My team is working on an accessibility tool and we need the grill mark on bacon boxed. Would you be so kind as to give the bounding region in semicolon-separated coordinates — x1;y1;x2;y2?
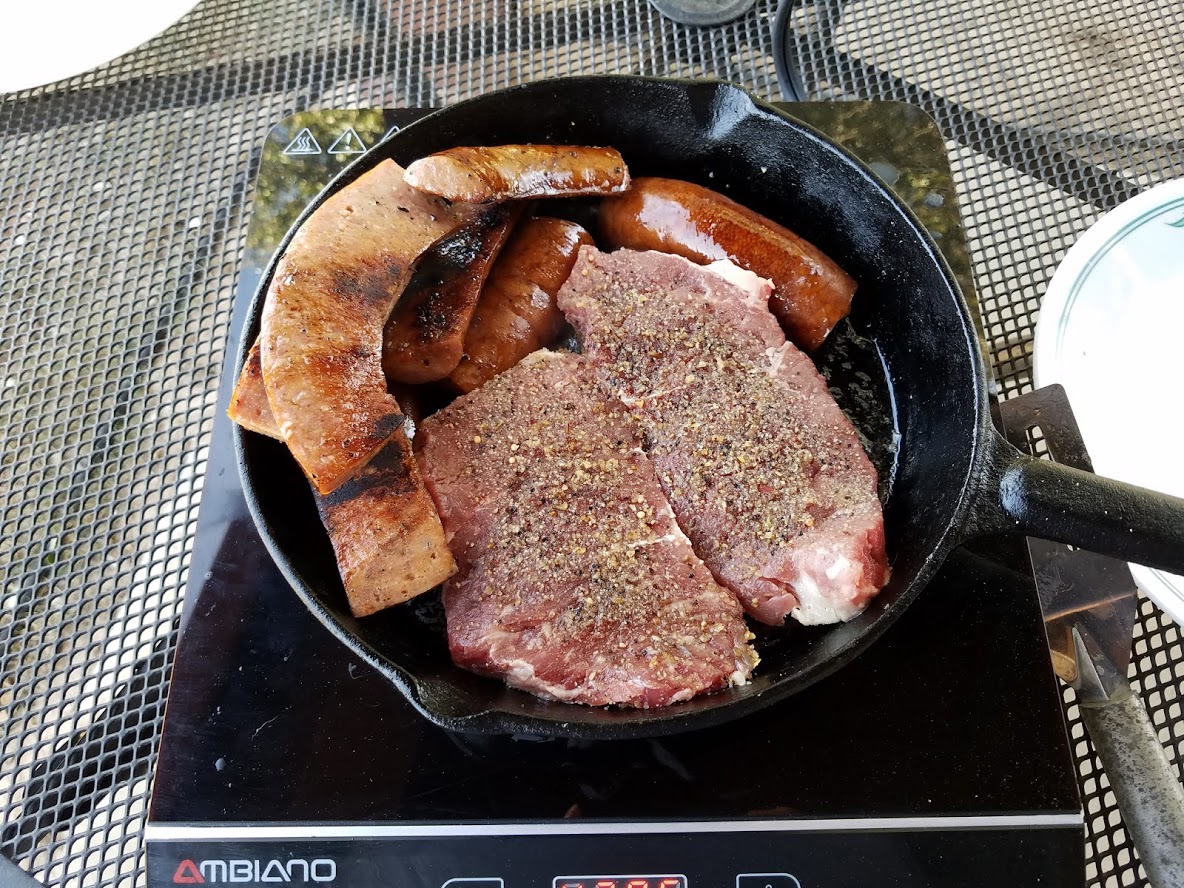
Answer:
316;429;456;618
259;159;479;494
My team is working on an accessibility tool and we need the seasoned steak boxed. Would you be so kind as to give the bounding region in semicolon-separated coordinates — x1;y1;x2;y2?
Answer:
417;350;757;707
558;248;889;626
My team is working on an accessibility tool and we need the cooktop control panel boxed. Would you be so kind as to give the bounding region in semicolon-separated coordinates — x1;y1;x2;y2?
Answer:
146;823;1082;887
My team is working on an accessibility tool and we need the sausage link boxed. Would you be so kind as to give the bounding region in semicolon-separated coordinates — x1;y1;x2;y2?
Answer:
449;217;594;393
599;177;855;351
406;145;630;204
383;204;520;383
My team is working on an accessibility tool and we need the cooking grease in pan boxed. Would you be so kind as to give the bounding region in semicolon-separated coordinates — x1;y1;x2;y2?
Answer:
813;317;900;505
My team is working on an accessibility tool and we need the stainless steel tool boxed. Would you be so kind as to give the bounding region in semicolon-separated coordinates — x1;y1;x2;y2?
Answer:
999;384;1184;887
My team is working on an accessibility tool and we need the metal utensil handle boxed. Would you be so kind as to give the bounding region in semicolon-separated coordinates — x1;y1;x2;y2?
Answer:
1079;692;1184;888
0;854;44;888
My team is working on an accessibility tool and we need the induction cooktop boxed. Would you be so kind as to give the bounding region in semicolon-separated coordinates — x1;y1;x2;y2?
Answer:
144;104;1083;888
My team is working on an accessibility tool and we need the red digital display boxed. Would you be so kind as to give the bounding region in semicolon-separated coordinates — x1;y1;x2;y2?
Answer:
554;877;685;888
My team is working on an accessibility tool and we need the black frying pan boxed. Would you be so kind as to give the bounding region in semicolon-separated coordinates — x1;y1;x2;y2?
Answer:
236;76;1184;739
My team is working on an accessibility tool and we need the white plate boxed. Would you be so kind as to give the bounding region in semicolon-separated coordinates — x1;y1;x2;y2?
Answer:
1034;178;1184;625
0;0;200;94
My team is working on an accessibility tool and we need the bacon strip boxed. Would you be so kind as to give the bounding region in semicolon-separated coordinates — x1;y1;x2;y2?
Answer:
228;341;280;439
259;159;479;494
230;343;452;615
230;341;426;439
316;430;457;617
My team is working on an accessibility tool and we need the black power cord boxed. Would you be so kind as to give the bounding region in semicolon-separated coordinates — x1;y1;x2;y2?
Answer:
772;0;810;101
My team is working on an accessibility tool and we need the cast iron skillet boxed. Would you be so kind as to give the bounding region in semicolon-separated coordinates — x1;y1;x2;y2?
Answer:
235;76;1184;739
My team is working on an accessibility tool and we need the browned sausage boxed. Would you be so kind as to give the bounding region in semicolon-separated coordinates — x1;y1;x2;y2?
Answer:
449;217;594;393
405;145;630;204
382;204;521;383
598;177;856;351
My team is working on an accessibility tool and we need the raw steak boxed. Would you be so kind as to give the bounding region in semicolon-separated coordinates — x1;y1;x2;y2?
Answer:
558;248;889;626
417;350;757;707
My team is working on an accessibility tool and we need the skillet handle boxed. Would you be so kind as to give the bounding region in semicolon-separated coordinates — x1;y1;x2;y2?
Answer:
964;432;1184;575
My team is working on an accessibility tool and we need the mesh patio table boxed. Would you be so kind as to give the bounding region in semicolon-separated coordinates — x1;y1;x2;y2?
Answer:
1;0;1181;884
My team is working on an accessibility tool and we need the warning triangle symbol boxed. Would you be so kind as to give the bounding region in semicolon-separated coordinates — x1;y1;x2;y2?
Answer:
173;859;205;883
328;127;367;155
283;128;322;156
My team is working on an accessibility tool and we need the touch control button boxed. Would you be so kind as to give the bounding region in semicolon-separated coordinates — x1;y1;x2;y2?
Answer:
736;874;801;888
441;879;504;888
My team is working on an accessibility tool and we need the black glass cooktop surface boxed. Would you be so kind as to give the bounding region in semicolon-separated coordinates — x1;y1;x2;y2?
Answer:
145;105;1082;888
